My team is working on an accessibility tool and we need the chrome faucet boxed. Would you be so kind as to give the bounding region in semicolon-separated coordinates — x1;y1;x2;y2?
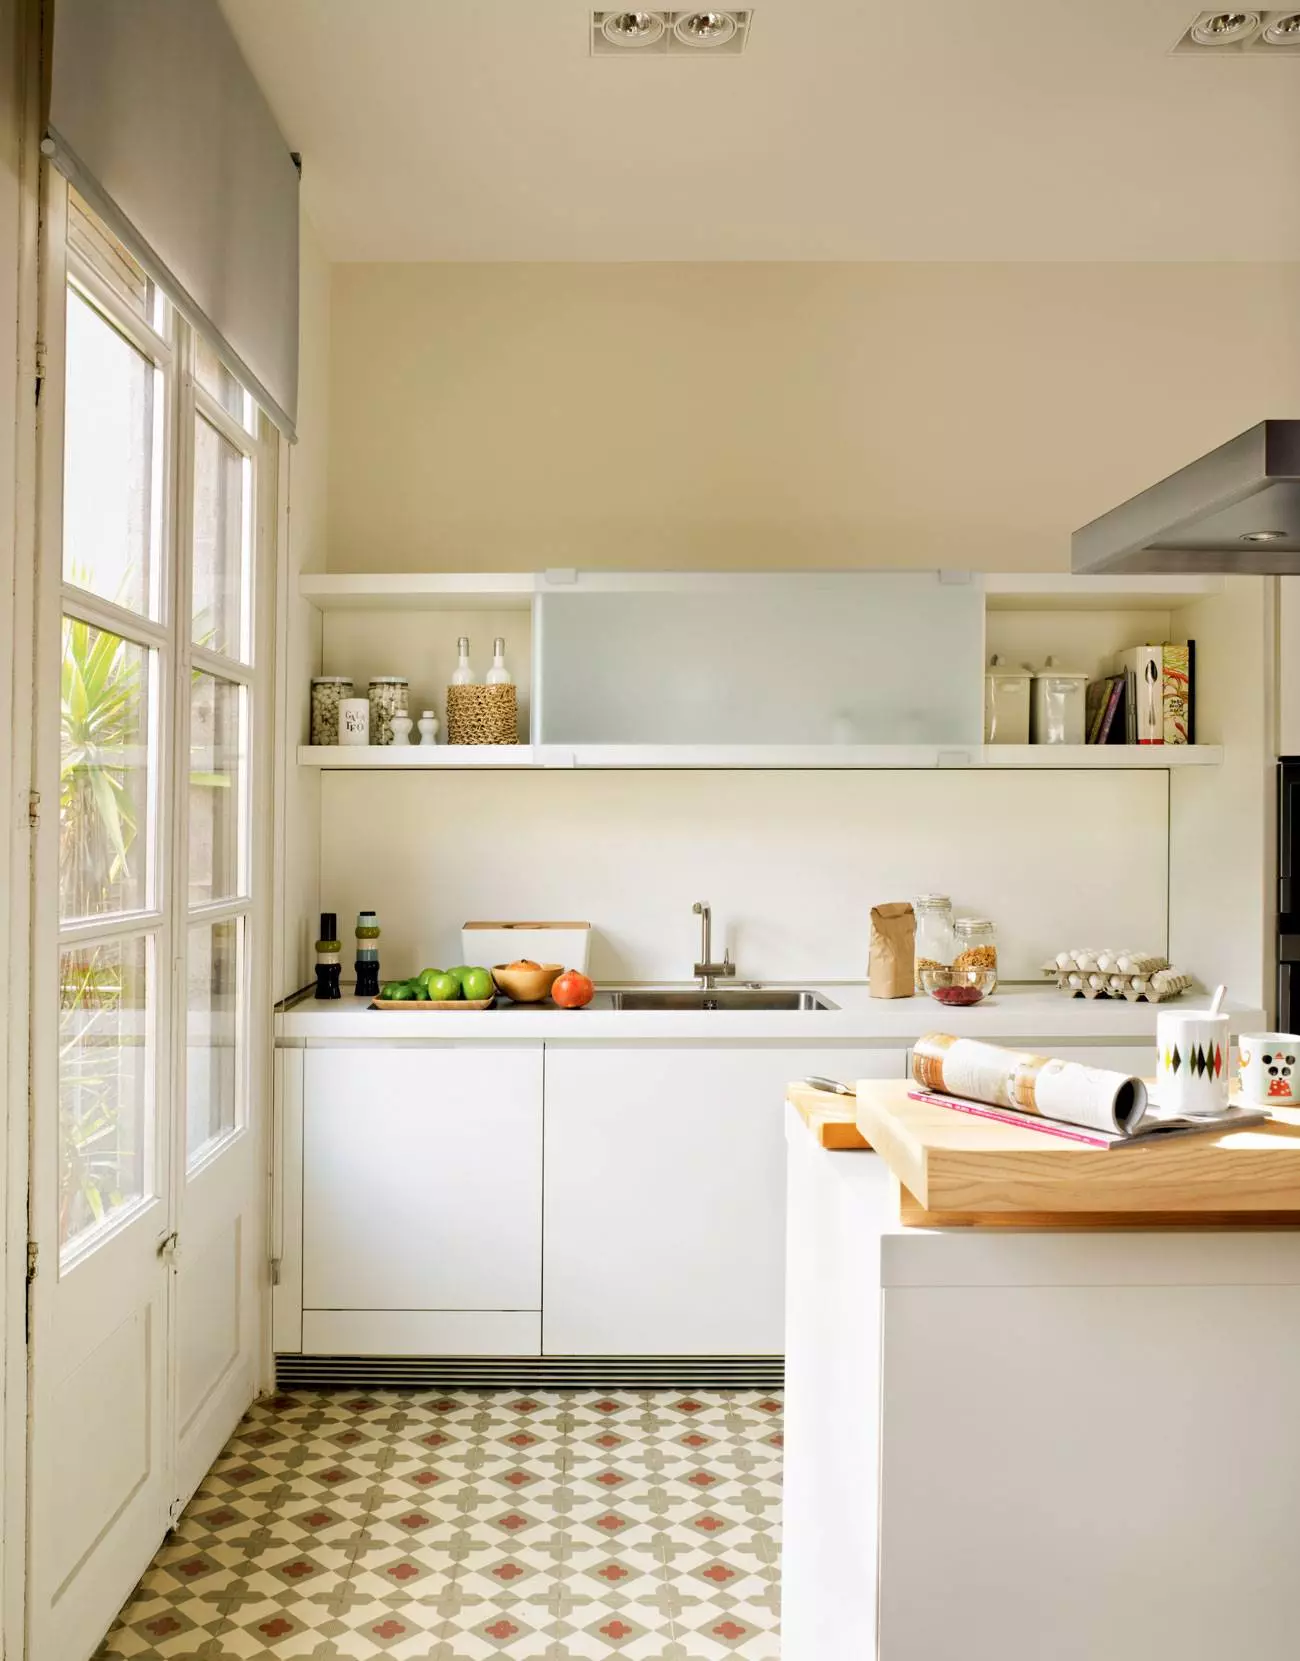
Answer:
692;901;735;990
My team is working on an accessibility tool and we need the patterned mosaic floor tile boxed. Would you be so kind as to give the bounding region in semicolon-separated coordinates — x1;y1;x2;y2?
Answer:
92;1390;783;1661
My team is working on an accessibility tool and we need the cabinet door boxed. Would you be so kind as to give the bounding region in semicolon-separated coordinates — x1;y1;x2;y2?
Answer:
302;1045;542;1312
542;1046;903;1355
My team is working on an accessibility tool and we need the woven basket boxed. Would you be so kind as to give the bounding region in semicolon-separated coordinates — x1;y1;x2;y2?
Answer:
447;684;519;745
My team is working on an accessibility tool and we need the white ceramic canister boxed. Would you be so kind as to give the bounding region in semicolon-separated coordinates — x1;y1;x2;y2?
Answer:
1156;1008;1231;1117
1238;1033;1300;1106
338;697;371;746
983;656;1032;745
1030;658;1090;745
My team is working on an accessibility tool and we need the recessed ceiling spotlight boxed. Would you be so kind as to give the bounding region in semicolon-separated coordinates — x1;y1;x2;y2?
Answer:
599;10;667;47
673;10;738;46
1189;10;1261;43
1261;10;1300;43
1240;530;1289;542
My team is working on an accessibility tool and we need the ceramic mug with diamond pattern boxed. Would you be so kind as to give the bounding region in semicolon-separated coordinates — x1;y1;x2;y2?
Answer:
1238;1033;1300;1106
1156;1010;1231;1117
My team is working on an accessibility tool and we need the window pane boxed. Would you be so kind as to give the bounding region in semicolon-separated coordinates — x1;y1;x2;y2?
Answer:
195;337;257;436
192;413;251;660
60;619;153;922
189;673;246;905
67;188;165;333
186;917;242;1166
63;287;164;618
59;936;153;1256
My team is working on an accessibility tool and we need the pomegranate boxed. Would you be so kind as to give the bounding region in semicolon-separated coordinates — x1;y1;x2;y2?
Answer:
551;970;595;1009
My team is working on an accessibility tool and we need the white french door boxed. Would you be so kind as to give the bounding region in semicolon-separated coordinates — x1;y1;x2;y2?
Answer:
27;175;274;1661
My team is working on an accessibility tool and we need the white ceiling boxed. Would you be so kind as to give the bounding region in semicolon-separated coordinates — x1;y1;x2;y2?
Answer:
218;0;1300;261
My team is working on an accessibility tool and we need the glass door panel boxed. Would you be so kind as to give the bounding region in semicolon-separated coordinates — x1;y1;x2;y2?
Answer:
57;934;155;1258
188;672;246;906
59;619;154;922
185;917;242;1167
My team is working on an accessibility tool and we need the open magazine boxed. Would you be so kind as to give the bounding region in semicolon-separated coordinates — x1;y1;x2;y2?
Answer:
910;1034;1267;1148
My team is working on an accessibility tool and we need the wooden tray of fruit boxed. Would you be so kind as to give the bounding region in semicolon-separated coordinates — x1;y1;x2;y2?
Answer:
371;965;497;1009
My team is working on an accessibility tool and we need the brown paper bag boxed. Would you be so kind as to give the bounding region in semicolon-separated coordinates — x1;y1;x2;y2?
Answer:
869;903;916;999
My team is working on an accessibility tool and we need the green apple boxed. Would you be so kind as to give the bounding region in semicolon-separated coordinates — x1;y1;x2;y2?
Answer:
460;966;494;1001
424;971;461;1002
417;968;443;993
445;964;474;989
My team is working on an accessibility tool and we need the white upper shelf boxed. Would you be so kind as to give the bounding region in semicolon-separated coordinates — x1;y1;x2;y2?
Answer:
299;743;1222;771
298;572;537;611
300;570;1226;614
983;573;1223;611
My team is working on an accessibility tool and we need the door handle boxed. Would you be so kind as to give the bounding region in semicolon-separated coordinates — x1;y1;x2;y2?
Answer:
157;1231;180;1266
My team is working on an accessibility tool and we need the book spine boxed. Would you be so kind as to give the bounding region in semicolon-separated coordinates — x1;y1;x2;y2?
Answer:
1114;647;1163;744
1162;644;1191;745
1097;676;1125;744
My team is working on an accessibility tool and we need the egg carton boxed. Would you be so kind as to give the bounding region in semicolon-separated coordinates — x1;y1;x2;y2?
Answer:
1042;949;1193;1003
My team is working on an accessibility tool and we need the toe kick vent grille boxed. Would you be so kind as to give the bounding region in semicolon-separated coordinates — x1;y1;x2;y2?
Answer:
275;1353;784;1391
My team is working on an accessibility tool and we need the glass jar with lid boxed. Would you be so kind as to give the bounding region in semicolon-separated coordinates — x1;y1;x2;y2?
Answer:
914;894;955;990
310;676;353;745
953;917;998;988
367;676;410;746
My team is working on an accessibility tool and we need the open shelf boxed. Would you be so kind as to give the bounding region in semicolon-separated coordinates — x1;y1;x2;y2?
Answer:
984;574;1222;612
298;572;536;611
299;744;1223;771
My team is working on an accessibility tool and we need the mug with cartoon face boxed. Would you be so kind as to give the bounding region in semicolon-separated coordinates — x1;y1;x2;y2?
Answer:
1238;1034;1300;1106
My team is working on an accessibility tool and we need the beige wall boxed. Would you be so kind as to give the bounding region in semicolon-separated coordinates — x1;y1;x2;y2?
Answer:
274;208;328;998
328;261;1300;573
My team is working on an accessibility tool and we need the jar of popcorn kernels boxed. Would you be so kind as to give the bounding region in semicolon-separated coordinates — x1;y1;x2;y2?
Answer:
367;676;409;746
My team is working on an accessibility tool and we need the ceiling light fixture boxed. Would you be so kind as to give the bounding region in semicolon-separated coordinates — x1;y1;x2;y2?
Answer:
591;10;752;56
1240;530;1289;542
673;10;738;46
1261;10;1300;42
599;10;667;47
1189;10;1261;43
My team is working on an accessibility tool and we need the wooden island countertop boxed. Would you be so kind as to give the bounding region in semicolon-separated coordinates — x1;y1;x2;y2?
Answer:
786;1079;1300;1227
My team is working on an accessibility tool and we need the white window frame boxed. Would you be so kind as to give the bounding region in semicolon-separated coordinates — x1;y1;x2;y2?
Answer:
46;174;276;1260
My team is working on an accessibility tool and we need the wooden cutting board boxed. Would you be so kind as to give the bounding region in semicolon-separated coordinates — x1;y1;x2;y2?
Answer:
786;1082;872;1151
854;1079;1300;1215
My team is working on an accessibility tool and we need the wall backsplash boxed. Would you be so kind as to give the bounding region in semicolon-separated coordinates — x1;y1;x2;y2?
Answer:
319;769;1169;986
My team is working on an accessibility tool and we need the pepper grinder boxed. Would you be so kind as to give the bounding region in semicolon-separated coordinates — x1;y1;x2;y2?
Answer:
314;912;342;1000
354;910;381;998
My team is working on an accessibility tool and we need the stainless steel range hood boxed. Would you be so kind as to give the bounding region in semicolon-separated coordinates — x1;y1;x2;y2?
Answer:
1072;420;1300;576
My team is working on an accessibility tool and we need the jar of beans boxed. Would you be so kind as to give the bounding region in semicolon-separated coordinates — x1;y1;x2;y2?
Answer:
953;917;998;988
310;676;353;745
914;894;955;992
367;676;410;746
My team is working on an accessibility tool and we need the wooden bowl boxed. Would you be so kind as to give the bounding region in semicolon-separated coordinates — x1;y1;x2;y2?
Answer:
492;962;565;1003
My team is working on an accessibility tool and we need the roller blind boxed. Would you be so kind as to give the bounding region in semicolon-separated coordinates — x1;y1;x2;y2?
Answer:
47;0;300;436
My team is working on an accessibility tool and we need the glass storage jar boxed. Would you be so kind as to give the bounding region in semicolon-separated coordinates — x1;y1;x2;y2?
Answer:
914;894;955;991
310;676;353;745
953;917;998;988
367;676;409;747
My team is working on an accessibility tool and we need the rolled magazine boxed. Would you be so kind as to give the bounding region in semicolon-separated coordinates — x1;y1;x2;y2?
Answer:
912;1033;1147;1136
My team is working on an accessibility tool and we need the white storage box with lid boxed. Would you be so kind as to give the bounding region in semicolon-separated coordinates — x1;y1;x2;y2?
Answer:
983;656;1032;744
462;922;592;973
1031;659;1090;745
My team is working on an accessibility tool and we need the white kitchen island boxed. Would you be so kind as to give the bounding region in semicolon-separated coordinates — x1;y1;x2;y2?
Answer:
782;1085;1300;1661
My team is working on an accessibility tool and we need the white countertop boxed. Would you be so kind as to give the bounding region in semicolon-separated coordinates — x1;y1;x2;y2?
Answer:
275;983;1265;1045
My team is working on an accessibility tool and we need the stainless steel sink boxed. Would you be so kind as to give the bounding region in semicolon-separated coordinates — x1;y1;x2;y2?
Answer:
597;989;838;1012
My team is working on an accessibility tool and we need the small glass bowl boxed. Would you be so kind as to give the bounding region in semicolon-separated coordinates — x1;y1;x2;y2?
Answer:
919;966;997;1007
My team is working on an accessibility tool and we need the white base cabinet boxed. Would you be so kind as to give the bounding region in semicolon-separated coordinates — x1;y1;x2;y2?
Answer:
300;1046;543;1353
541;1046;904;1355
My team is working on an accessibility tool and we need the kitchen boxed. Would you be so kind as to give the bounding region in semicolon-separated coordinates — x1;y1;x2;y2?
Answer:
1;3;1300;1661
